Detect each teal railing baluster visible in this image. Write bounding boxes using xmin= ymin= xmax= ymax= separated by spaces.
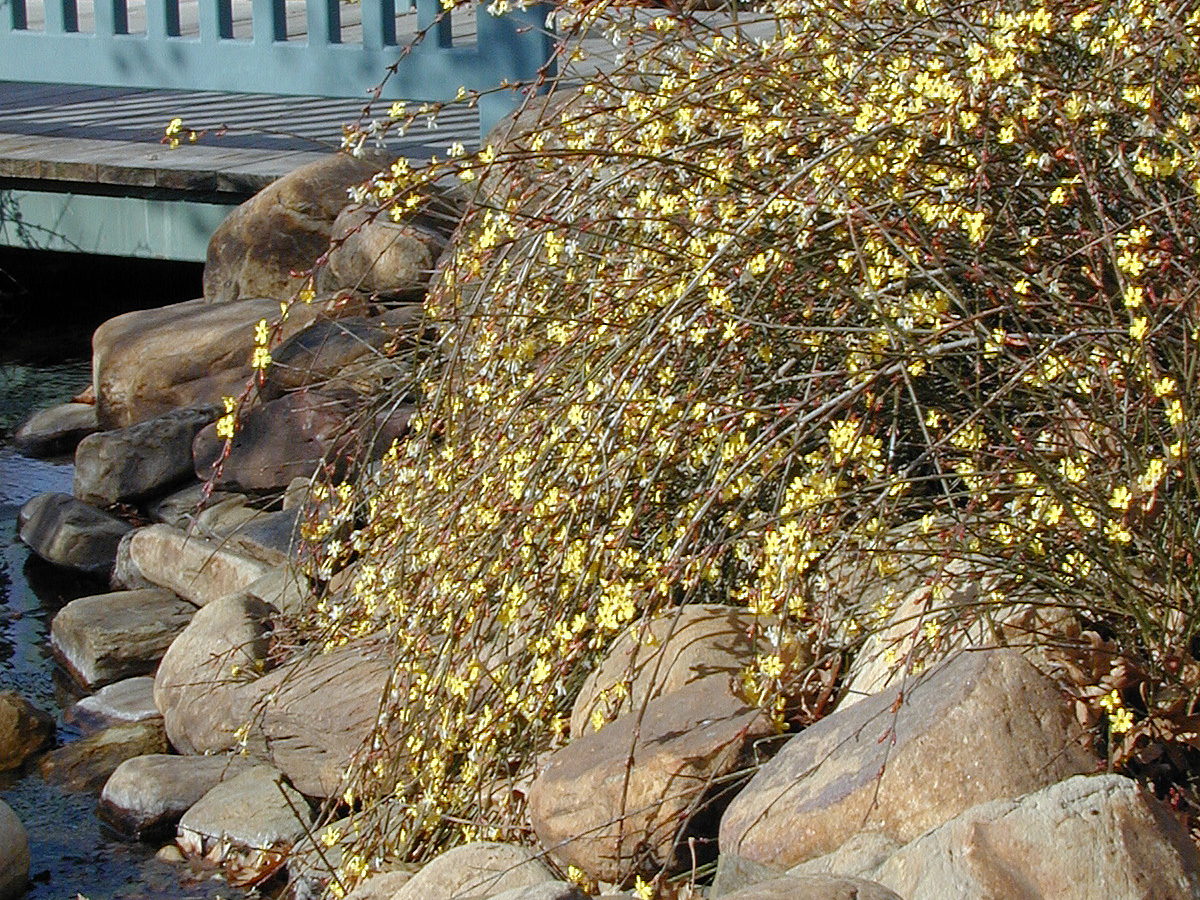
xmin=306 ymin=0 xmax=340 ymax=46
xmin=251 ymin=0 xmax=286 ymax=43
xmin=145 ymin=0 xmax=181 ymax=37
xmin=415 ymin=0 xmax=450 ymax=50
xmin=360 ymin=0 xmax=396 ymax=51
xmin=93 ymin=0 xmax=130 ymax=36
xmin=4 ymin=0 xmax=29 ymax=31
xmin=44 ymin=0 xmax=79 ymax=33
xmin=200 ymin=0 xmax=234 ymax=41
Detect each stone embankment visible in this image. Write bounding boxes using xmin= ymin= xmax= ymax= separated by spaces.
xmin=6 ymin=151 xmax=1200 ymax=900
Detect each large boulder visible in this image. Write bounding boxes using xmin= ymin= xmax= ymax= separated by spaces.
xmin=317 ymin=205 xmax=437 ymax=299
xmin=91 ymin=295 xmax=340 ymax=429
xmin=128 ymin=524 xmax=271 ymax=607
xmin=529 ymin=676 xmax=774 ymax=883
xmin=13 ymin=401 xmax=98 ymax=457
xmin=73 ymin=405 xmax=218 ymax=505
xmin=571 ymin=604 xmax=795 ymax=737
xmin=18 ymin=492 xmax=132 ymax=578
xmin=203 ymin=153 xmax=387 ymax=304
xmin=50 ymin=588 xmax=196 ymax=688
xmin=0 ymin=800 xmax=29 ymax=900
xmin=874 ymin=774 xmax=1200 ymax=900
xmin=0 ymin=691 xmax=55 ymax=770
xmin=37 ymin=720 xmax=168 ymax=793
xmin=256 ymin=643 xmax=398 ymax=797
xmin=100 ymin=753 xmax=257 ymax=839
xmin=718 ymin=650 xmax=1096 ymax=875
xmin=153 ymin=593 xmax=274 ymax=755
xmin=390 ymin=842 xmax=557 ymax=900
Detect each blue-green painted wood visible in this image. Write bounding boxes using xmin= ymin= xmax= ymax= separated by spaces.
xmin=0 ymin=188 xmax=236 ymax=261
xmin=0 ymin=0 xmax=555 ymax=140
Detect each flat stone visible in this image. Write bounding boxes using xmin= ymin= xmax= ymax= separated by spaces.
xmin=73 ymin=406 xmax=218 ymax=506
xmin=129 ymin=524 xmax=271 ymax=607
xmin=38 ymin=720 xmax=167 ymax=793
xmin=0 ymin=800 xmax=29 ymax=900
xmin=257 ymin=643 xmax=397 ymax=797
xmin=529 ymin=676 xmax=774 ymax=882
xmin=0 ymin=691 xmax=55 ymax=770
xmin=13 ymin=401 xmax=98 ymax=457
xmin=69 ymin=676 xmax=161 ymax=730
xmin=99 ymin=752 xmax=257 ymax=840
xmin=154 ymin=593 xmax=274 ymax=756
xmin=721 ymin=875 xmax=901 ymax=900
xmin=195 ymin=503 xmax=298 ymax=567
xmin=146 ymin=481 xmax=244 ymax=530
xmin=176 ymin=766 xmax=312 ymax=860
xmin=51 ymin=588 xmax=196 ymax=688
xmin=390 ymin=842 xmax=557 ymax=900
xmin=18 ymin=492 xmax=132 ymax=578
xmin=718 ymin=650 xmax=1096 ymax=871
xmin=572 ymin=604 xmax=793 ymax=737
xmin=875 ymin=774 xmax=1200 ymax=900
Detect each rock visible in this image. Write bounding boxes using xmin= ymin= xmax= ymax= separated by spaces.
xmin=288 ymin=802 xmax=411 ymax=898
xmin=111 ymin=529 xmax=157 ymax=591
xmin=38 ymin=720 xmax=167 ymax=792
xmin=318 ymin=205 xmax=437 ymax=299
xmin=195 ymin=503 xmax=299 ymax=567
xmin=260 ymin=306 xmax=424 ymax=402
xmin=720 ymin=876 xmax=902 ymax=900
xmin=718 ymin=650 xmax=1096 ymax=872
xmin=487 ymin=882 xmax=588 ymax=900
xmin=874 ymin=774 xmax=1200 ymax=900
xmin=69 ymin=676 xmax=161 ymax=729
xmin=50 ymin=588 xmax=196 ymax=688
xmin=0 ymin=691 xmax=55 ymax=770
xmin=245 ymin=565 xmax=313 ymax=617
xmin=128 ymin=524 xmax=271 ymax=607
xmin=786 ymin=834 xmax=902 ymax=883
xmin=154 ymin=593 xmax=274 ymax=756
xmin=156 ymin=844 xmax=185 ymax=863
xmin=390 ymin=842 xmax=556 ymax=900
xmin=529 ymin=676 xmax=774 ymax=883
xmin=257 ymin=643 xmax=397 ymax=797
xmin=91 ymin=295 xmax=339 ymax=429
xmin=176 ymin=766 xmax=312 ymax=864
xmin=13 ymin=401 xmax=98 ymax=457
xmin=73 ymin=406 xmax=218 ymax=505
xmin=17 ymin=492 xmax=132 ymax=578
xmin=99 ymin=752 xmax=257 ymax=839
xmin=0 ymin=800 xmax=29 ymax=900
xmin=343 ymin=870 xmax=413 ymax=900
xmin=203 ymin=153 xmax=387 ymax=304
xmin=146 ymin=481 xmax=243 ymax=530
xmin=572 ymin=604 xmax=794 ymax=737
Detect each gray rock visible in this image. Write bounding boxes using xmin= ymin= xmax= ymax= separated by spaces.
xmin=718 ymin=650 xmax=1096 ymax=871
xmin=69 ymin=676 xmax=161 ymax=730
xmin=13 ymin=401 xmax=98 ymax=457
xmin=0 ymin=691 xmax=54 ymax=770
xmin=529 ymin=676 xmax=774 ymax=883
xmin=787 ymin=833 xmax=901 ymax=882
xmin=128 ymin=523 xmax=271 ymax=607
xmin=73 ymin=406 xmax=218 ymax=506
xmin=154 ymin=593 xmax=274 ymax=756
xmin=245 ymin=565 xmax=312 ymax=617
xmin=146 ymin=481 xmax=243 ymax=530
xmin=18 ymin=492 xmax=132 ymax=578
xmin=0 ymin=800 xmax=29 ymax=900
xmin=51 ymin=588 xmax=196 ymax=688
xmin=488 ymin=881 xmax=589 ymax=900
xmin=204 ymin=154 xmax=386 ymax=304
xmin=721 ymin=875 xmax=902 ymax=900
xmin=176 ymin=766 xmax=312 ymax=859
xmin=99 ymin=752 xmax=257 ymax=839
xmin=110 ymin=529 xmax=157 ymax=591
xmin=38 ymin=720 xmax=168 ymax=793
xmin=391 ymin=842 xmax=556 ymax=900
xmin=875 ymin=774 xmax=1200 ymax=900
xmin=196 ymin=503 xmax=298 ymax=567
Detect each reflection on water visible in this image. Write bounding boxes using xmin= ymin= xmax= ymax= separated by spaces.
xmin=0 ymin=355 xmax=246 ymax=900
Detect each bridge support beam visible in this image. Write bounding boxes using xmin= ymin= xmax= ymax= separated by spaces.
xmin=0 ymin=188 xmax=234 ymax=261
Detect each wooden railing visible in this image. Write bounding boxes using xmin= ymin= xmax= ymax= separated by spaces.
xmin=0 ymin=0 xmax=555 ymax=138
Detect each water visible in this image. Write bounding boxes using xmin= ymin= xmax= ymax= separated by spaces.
xmin=0 ymin=250 xmax=249 ymax=900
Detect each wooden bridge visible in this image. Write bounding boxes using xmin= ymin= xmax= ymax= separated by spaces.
xmin=0 ymin=0 xmax=555 ymax=261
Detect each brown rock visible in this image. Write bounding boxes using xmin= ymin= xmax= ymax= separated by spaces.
xmin=718 ymin=650 xmax=1096 ymax=871
xmin=318 ymin=205 xmax=437 ymax=299
xmin=572 ymin=604 xmax=792 ymax=737
xmin=91 ymin=295 xmax=337 ymax=429
xmin=257 ymin=643 xmax=397 ymax=798
xmin=203 ymin=154 xmax=387 ymax=304
xmin=529 ymin=676 xmax=774 ymax=882
xmin=38 ymin=720 xmax=167 ymax=793
xmin=0 ymin=692 xmax=55 ymax=770
xmin=721 ymin=876 xmax=902 ymax=900
xmin=13 ymin=401 xmax=98 ymax=457
xmin=128 ymin=524 xmax=271 ymax=607
xmin=50 ymin=588 xmax=196 ymax=688
xmin=153 ymin=593 xmax=274 ymax=756
xmin=875 ymin=774 xmax=1200 ymax=900
xmin=390 ymin=842 xmax=556 ymax=900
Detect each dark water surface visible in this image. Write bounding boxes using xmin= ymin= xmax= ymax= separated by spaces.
xmin=0 ymin=250 xmax=250 ymax=900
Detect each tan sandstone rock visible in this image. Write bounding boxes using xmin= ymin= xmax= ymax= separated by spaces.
xmin=129 ymin=524 xmax=271 ymax=607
